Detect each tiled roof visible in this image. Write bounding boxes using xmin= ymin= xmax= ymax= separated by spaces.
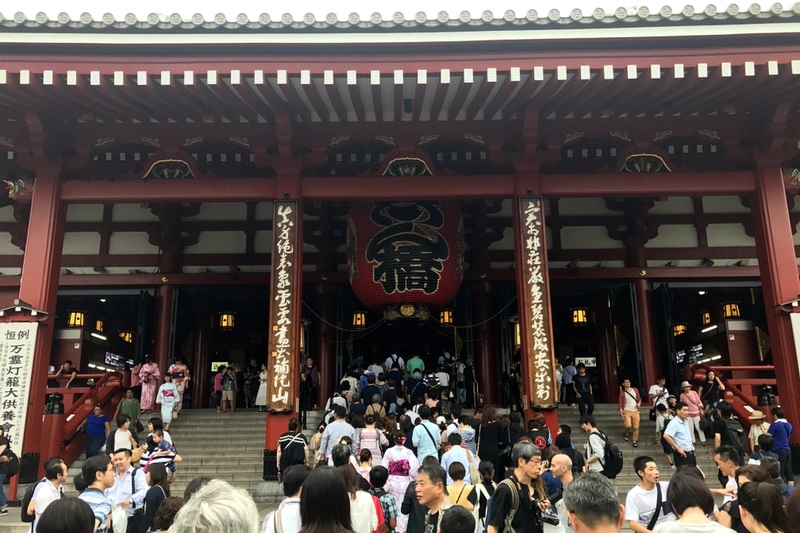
xmin=1 ymin=4 xmax=799 ymax=32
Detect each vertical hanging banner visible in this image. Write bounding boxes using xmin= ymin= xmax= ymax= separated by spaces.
xmin=0 ymin=322 xmax=38 ymax=452
xmin=266 ymin=200 xmax=300 ymax=413
xmin=516 ymin=197 xmax=557 ymax=408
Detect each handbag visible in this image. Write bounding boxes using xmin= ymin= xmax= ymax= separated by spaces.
xmin=649 ymin=408 xmax=657 ymax=422
xmin=466 ymin=448 xmax=480 ymax=483
xmin=109 ymin=505 xmax=128 ymax=533
xmin=134 ymin=420 xmax=145 ymax=433
xmin=500 ymin=428 xmax=512 ymax=458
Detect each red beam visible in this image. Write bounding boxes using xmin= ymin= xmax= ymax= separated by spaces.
xmin=539 ymin=171 xmax=757 ymax=197
xmin=301 ymin=175 xmax=516 ymax=199
xmin=61 ymin=177 xmax=277 ymax=203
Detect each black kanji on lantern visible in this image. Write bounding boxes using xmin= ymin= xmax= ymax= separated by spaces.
xmin=366 ymin=201 xmax=449 ymax=295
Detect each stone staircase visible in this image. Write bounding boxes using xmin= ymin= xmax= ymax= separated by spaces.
xmin=0 ymin=403 xmax=722 ymax=532
xmin=557 ymin=402 xmax=719 ymax=490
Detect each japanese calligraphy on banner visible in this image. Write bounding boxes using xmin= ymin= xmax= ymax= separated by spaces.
xmin=266 ymin=200 xmax=300 ymax=413
xmin=517 ymin=197 xmax=557 ymax=408
xmin=0 ymin=322 xmax=38 ymax=452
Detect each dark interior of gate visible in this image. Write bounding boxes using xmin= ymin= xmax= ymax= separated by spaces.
xmin=33 ymin=192 xmax=782 ymax=407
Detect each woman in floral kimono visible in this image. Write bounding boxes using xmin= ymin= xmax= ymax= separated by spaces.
xmin=167 ymin=357 xmax=191 ymax=417
xmin=382 ymin=432 xmax=419 ymax=533
xmin=156 ymin=374 xmax=179 ymax=430
xmin=138 ymin=356 xmax=161 ymax=412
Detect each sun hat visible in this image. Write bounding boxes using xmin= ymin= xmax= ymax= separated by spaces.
xmin=680 ymin=381 xmax=692 ymax=389
xmin=748 ymin=410 xmax=766 ymax=420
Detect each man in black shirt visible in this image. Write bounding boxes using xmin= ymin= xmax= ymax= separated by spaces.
xmin=487 ymin=442 xmax=549 ymax=533
xmin=57 ymin=360 xmax=79 ymax=387
xmin=572 ymin=364 xmax=594 ymax=416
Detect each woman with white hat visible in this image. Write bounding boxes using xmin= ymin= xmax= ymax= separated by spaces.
xmin=747 ymin=410 xmax=770 ymax=454
xmin=679 ymin=381 xmax=707 ymax=445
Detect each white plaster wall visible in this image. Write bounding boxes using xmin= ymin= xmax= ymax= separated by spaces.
xmin=702 ymin=196 xmax=749 ymax=214
xmin=645 ymin=224 xmax=698 ymax=248
xmin=112 ymin=203 xmax=159 ymax=222
xmin=183 ymin=231 xmax=246 ymax=253
xmin=188 ymin=202 xmax=247 ymax=221
xmin=62 ymin=232 xmax=101 ymax=254
xmin=560 ymin=226 xmax=624 ymax=249
xmin=109 ymin=232 xmax=159 ymax=254
xmin=649 ymin=196 xmax=694 ymax=215
xmin=706 ymin=223 xmax=755 ymax=247
xmin=66 ymin=204 xmax=103 ymax=222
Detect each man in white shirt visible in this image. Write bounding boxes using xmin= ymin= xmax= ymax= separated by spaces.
xmin=712 ymin=446 xmax=741 ymax=505
xmin=28 ymin=457 xmax=68 ymax=532
xmin=384 ymin=353 xmax=404 ymax=372
xmin=105 ymin=448 xmax=148 ymax=530
xmin=262 ymin=464 xmax=310 ymax=533
xmin=625 ymin=456 xmax=674 ymax=533
xmin=649 ymin=377 xmax=670 ymax=445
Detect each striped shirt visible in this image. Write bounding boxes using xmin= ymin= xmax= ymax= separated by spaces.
xmin=79 ymin=488 xmax=112 ymax=533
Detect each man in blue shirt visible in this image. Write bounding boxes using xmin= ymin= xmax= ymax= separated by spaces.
xmin=318 ymin=405 xmax=355 ymax=463
xmin=412 ymin=405 xmax=441 ymax=462
xmin=662 ymin=402 xmax=696 ymax=468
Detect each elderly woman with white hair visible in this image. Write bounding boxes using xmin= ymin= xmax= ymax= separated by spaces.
xmin=169 ymin=479 xmax=260 ymax=533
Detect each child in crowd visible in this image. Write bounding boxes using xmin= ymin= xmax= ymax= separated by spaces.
xmin=655 ymin=403 xmax=675 ymax=468
xmin=369 ymin=466 xmax=397 ymax=533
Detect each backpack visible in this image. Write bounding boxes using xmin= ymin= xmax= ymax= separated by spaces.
xmin=592 ymin=432 xmax=624 ymax=479
xmin=722 ymin=418 xmax=747 ymax=456
xmin=495 ymin=478 xmax=520 ymax=533
xmin=21 ymin=479 xmax=44 ymax=522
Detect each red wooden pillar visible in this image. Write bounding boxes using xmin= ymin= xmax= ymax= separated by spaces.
xmin=633 ymin=278 xmax=661 ymax=397
xmin=752 ymin=164 xmax=800 ymax=437
xmin=472 ymin=281 xmax=499 ymax=405
xmin=313 ymin=283 xmax=336 ymax=407
xmin=18 ymin=166 xmax=65 ymax=475
xmin=153 ymin=285 xmax=173 ymax=374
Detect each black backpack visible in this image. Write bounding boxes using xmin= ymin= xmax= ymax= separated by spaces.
xmin=592 ymin=432 xmax=624 ymax=479
xmin=722 ymin=418 xmax=746 ymax=456
xmin=21 ymin=479 xmax=44 ymax=522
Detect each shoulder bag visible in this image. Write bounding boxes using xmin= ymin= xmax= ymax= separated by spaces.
xmin=646 ymin=482 xmax=663 ymax=531
xmin=420 ymin=423 xmax=443 ymax=460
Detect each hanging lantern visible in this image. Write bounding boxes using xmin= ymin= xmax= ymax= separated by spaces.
xmin=119 ymin=331 xmax=133 ymax=343
xmin=67 ymin=311 xmax=85 ymax=328
xmin=219 ymin=312 xmax=235 ymax=330
xmin=347 ymin=201 xmax=464 ymax=309
xmin=701 ymin=310 xmax=711 ymax=325
xmin=673 ymin=323 xmax=687 ymax=336
xmin=353 ymin=311 xmax=367 ymax=329
xmin=722 ymin=302 xmax=740 ymax=318
xmin=439 ymin=309 xmax=454 ymax=326
xmin=95 ymin=319 xmax=104 ymax=332
xmin=514 ymin=320 xmax=521 ymax=347
xmin=572 ymin=308 xmax=588 ymax=325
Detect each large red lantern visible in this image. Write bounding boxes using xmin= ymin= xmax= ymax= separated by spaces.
xmin=347 ymin=201 xmax=464 ymax=309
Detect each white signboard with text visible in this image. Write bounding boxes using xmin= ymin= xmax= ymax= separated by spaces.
xmin=0 ymin=322 xmax=38 ymax=453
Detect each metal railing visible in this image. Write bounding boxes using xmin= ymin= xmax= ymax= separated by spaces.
xmin=690 ymin=363 xmax=777 ymax=423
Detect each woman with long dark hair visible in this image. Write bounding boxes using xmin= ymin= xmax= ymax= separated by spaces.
xmin=141 ymin=463 xmax=170 ymax=533
xmin=338 ymin=465 xmax=378 ymax=533
xmin=299 ymin=466 xmax=354 ymax=533
xmin=477 ymin=407 xmax=503 ymax=482
xmin=737 ymin=481 xmax=792 ymax=533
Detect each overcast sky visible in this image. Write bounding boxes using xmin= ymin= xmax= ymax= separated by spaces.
xmin=1 ymin=0 xmax=790 ymax=20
